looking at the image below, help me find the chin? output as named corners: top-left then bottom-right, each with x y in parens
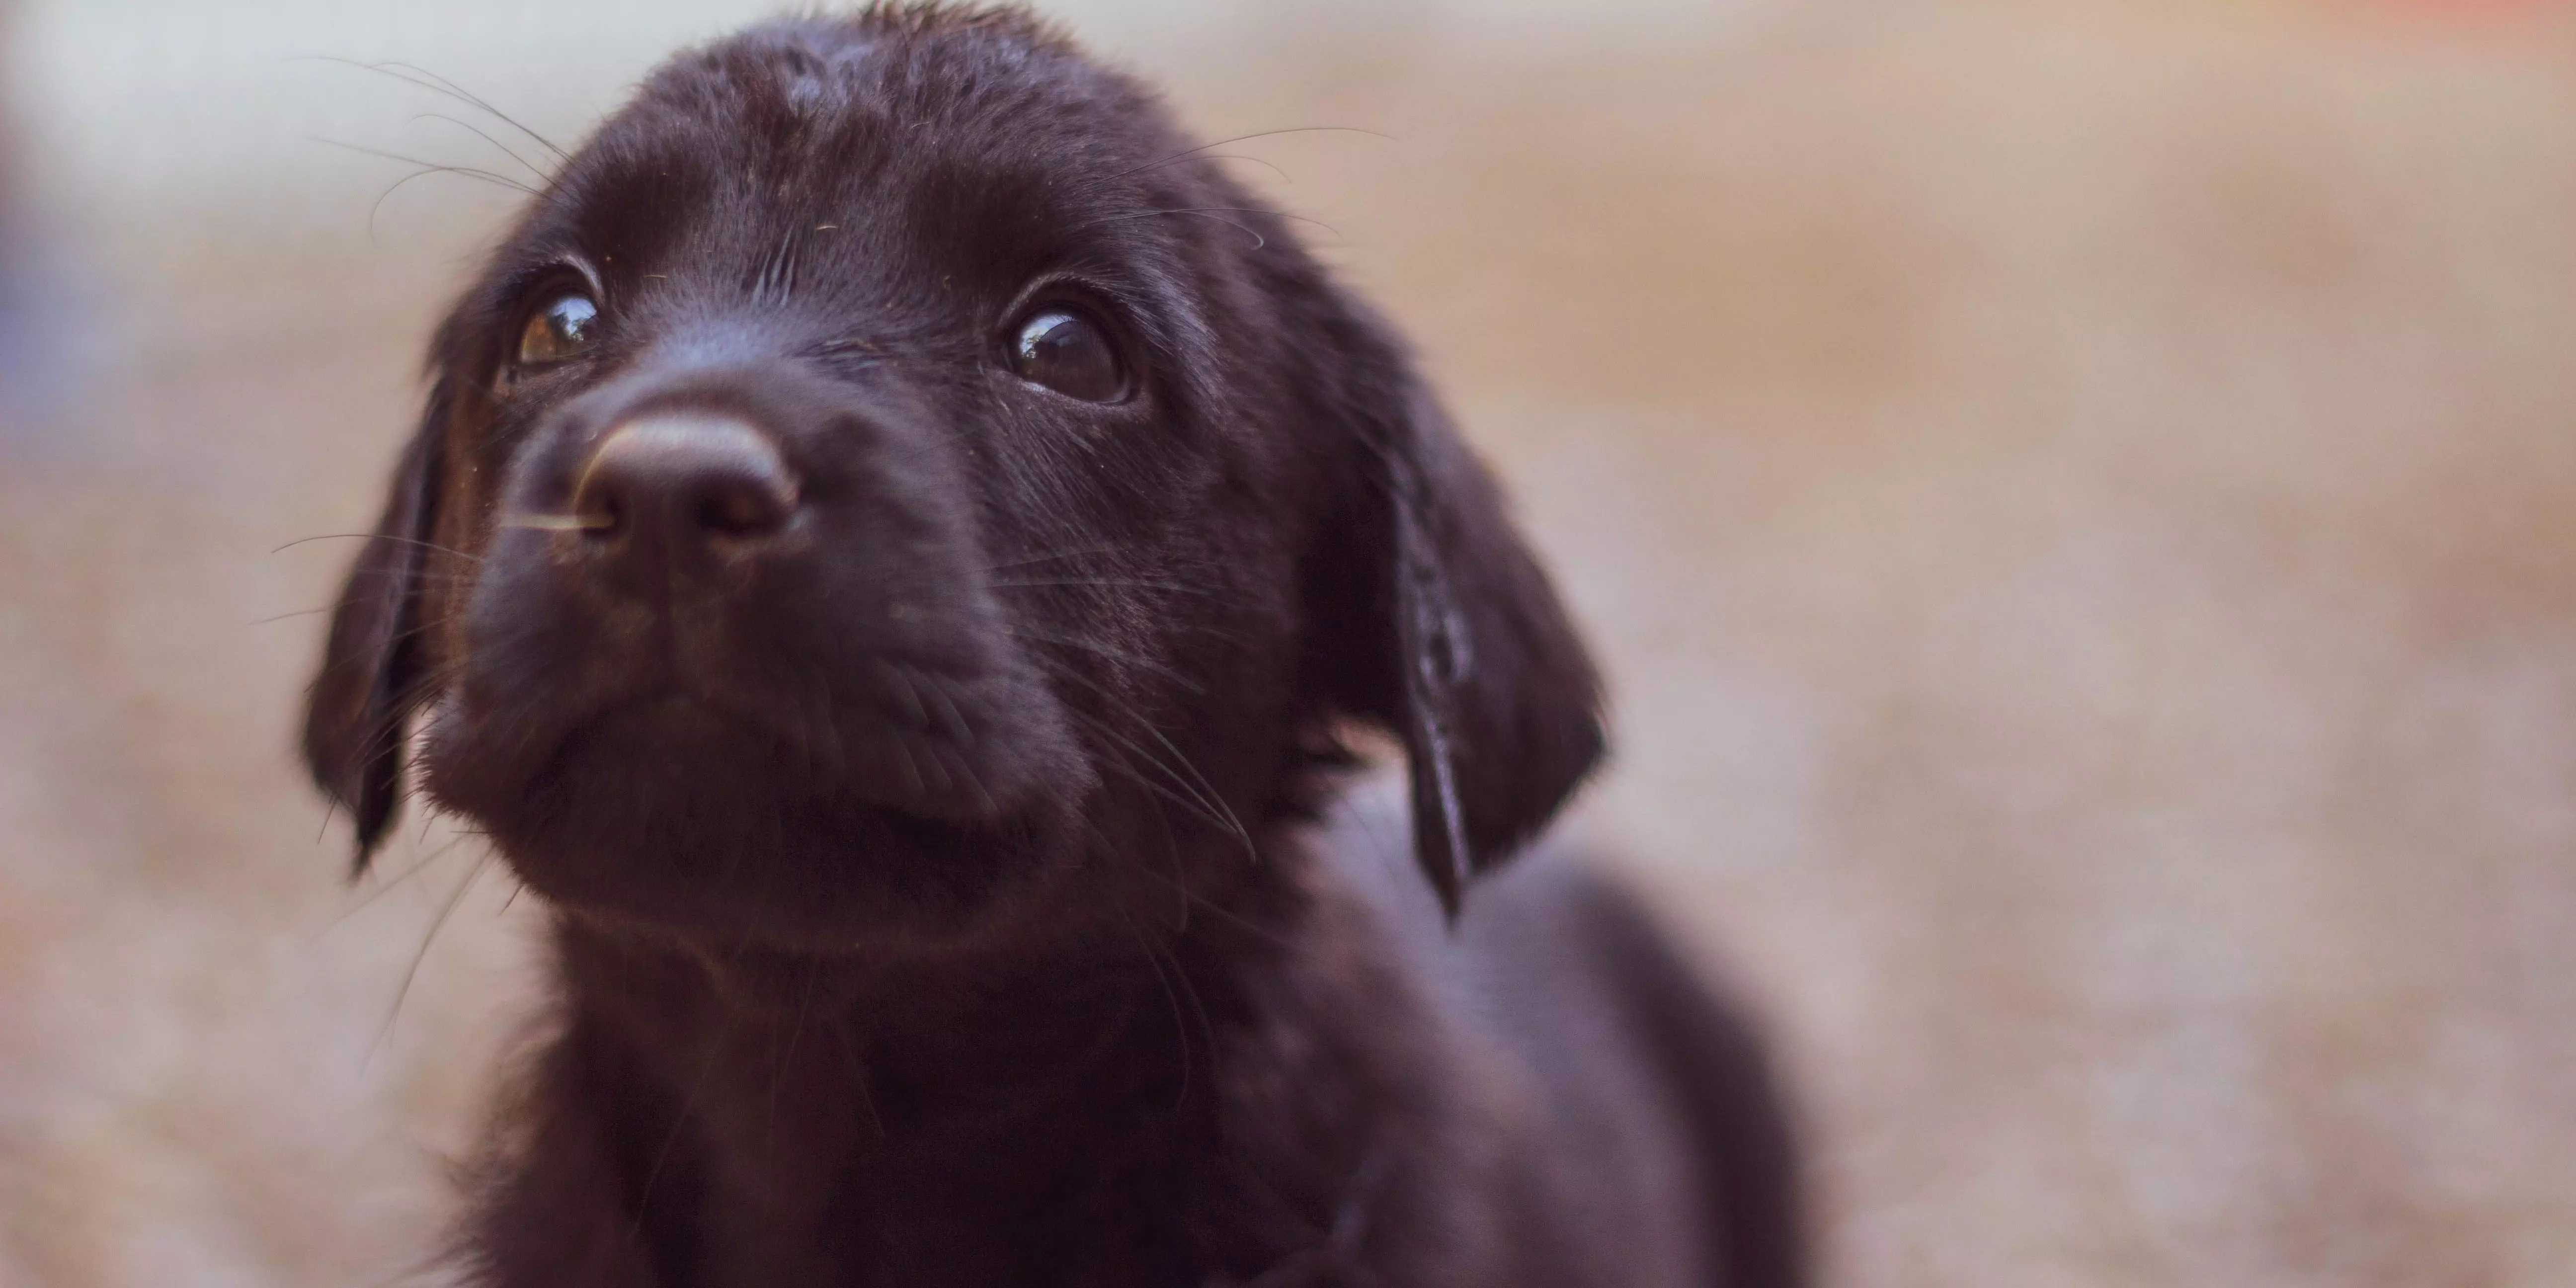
top-left (419, 695), bottom-right (1084, 953)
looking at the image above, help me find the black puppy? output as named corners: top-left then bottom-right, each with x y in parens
top-left (304, 6), bottom-right (1804, 1285)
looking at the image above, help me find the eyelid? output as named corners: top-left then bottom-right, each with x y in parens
top-left (997, 271), bottom-right (1140, 340)
top-left (500, 256), bottom-right (607, 324)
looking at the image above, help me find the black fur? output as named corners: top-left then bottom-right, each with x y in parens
top-left (302, 7), bottom-right (1805, 1285)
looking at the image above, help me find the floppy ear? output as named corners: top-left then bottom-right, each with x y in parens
top-left (302, 379), bottom-right (451, 873)
top-left (1308, 298), bottom-right (1608, 917)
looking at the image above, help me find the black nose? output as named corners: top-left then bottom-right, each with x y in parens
top-left (571, 416), bottom-right (799, 565)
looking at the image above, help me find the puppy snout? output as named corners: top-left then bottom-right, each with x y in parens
top-left (570, 415), bottom-right (800, 566)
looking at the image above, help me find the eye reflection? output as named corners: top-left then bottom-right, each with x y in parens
top-left (1008, 306), bottom-right (1128, 403)
top-left (516, 292), bottom-right (599, 369)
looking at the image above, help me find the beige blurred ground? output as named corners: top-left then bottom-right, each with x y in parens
top-left (6, 3), bottom-right (2576, 1285)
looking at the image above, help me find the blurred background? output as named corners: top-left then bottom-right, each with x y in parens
top-left (5, 0), bottom-right (2576, 1283)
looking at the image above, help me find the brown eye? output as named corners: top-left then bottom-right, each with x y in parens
top-left (516, 292), bottom-right (599, 369)
top-left (1008, 306), bottom-right (1128, 402)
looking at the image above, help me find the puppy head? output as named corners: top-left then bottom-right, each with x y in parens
top-left (303, 5), bottom-right (1604, 953)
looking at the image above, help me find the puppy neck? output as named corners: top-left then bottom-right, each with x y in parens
top-left (539, 851), bottom-right (1305, 1120)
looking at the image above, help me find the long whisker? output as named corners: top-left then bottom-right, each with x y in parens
top-left (322, 826), bottom-right (475, 935)
top-left (499, 512), bottom-right (611, 532)
top-left (251, 568), bottom-right (484, 627)
top-left (1134, 866), bottom-right (1302, 952)
top-left (1000, 625), bottom-right (1204, 696)
top-left (1074, 208), bottom-right (1269, 249)
top-left (1088, 694), bottom-right (1254, 864)
top-left (1120, 908), bottom-right (1197, 1110)
top-left (1111, 125), bottom-right (1394, 180)
top-left (307, 137), bottom-right (539, 196)
top-left (978, 542), bottom-right (1133, 574)
top-left (371, 59), bottom-right (572, 161)
top-left (365, 848), bottom-right (492, 1071)
top-left (411, 112), bottom-right (553, 183)
top-left (291, 55), bottom-right (570, 162)
top-left (765, 958), bottom-right (823, 1159)
top-left (253, 604), bottom-right (346, 627)
top-left (634, 1012), bottom-right (735, 1240)
top-left (272, 532), bottom-right (485, 563)
top-left (1081, 205), bottom-right (1343, 243)
top-left (1022, 653), bottom-right (1255, 864)
top-left (1052, 702), bottom-right (1240, 842)
top-left (1191, 153), bottom-right (1294, 183)
top-left (987, 577), bottom-right (1229, 599)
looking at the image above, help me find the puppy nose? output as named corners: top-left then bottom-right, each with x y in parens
top-left (571, 415), bottom-right (799, 561)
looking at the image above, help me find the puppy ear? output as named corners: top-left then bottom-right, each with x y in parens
top-left (302, 380), bottom-right (450, 873)
top-left (1308, 298), bottom-right (1608, 917)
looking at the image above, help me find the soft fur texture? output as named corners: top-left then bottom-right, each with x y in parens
top-left (302, 7), bottom-right (1803, 1285)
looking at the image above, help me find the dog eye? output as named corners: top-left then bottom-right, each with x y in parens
top-left (1008, 306), bottom-right (1128, 403)
top-left (516, 292), bottom-right (599, 369)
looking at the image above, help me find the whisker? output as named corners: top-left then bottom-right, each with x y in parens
top-left (978, 542), bottom-right (1133, 574)
top-left (1079, 206), bottom-right (1345, 250)
top-left (272, 532), bottom-right (485, 563)
top-left (1000, 625), bottom-right (1204, 696)
top-left (1073, 208), bottom-right (1268, 249)
top-left (499, 512), bottom-right (611, 532)
top-left (252, 605), bottom-right (335, 626)
top-left (812, 676), bottom-right (855, 776)
top-left (1054, 703), bottom-right (1240, 842)
top-left (987, 577), bottom-right (1229, 599)
top-left (765, 958), bottom-right (823, 1159)
top-left (292, 55), bottom-right (570, 161)
top-left (829, 1021), bottom-right (886, 1142)
top-left (365, 848), bottom-right (492, 1071)
top-left (1207, 207), bottom-right (1343, 239)
top-left (411, 111), bottom-right (553, 183)
top-left (361, 165), bottom-right (520, 241)
top-left (1120, 909), bottom-right (1197, 1110)
top-left (322, 827), bottom-right (476, 934)
top-left (1136, 865), bottom-right (1302, 952)
top-left (307, 137), bottom-right (539, 195)
top-left (371, 59), bottom-right (571, 161)
top-left (251, 568), bottom-right (483, 627)
top-left (1111, 125), bottom-right (1394, 180)
top-left (634, 1011), bottom-right (736, 1240)
top-left (1022, 654), bottom-right (1255, 863)
top-left (1086, 696), bottom-right (1254, 864)
top-left (1192, 153), bottom-right (1293, 183)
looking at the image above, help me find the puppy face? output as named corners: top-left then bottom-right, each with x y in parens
top-left (305, 8), bottom-right (1605, 954)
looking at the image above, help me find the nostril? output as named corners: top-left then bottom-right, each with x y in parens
top-left (576, 491), bottom-right (626, 539)
top-left (570, 415), bottom-right (799, 555)
top-left (695, 478), bottom-right (794, 538)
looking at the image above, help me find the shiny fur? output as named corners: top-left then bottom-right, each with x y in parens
top-left (303, 7), bottom-right (1804, 1285)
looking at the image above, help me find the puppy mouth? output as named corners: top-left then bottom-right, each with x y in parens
top-left (417, 645), bottom-right (1089, 948)
top-left (595, 668), bottom-right (1014, 818)
top-left (429, 648), bottom-right (1037, 827)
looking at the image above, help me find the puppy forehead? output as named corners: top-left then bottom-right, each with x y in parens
top-left (533, 18), bottom-right (1180, 263)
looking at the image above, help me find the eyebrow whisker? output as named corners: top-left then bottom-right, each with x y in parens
top-left (1071, 206), bottom-right (1347, 249)
top-left (293, 55), bottom-right (572, 162)
top-left (412, 112), bottom-right (556, 184)
top-left (309, 137), bottom-right (540, 196)
top-left (1111, 125), bottom-right (1394, 180)
top-left (1071, 208), bottom-right (1266, 249)
top-left (1192, 154), bottom-right (1293, 183)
